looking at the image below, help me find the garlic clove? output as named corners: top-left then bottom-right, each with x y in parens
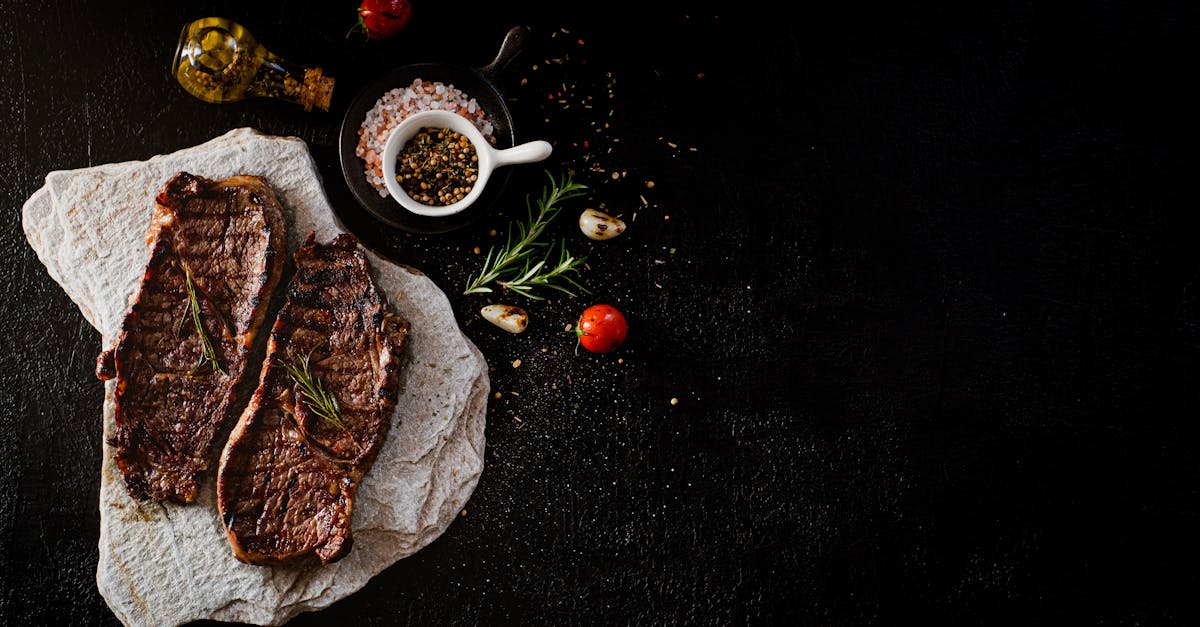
top-left (481, 304), bottom-right (529, 334)
top-left (579, 208), bottom-right (626, 240)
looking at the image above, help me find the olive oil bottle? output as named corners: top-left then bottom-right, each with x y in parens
top-left (171, 17), bottom-right (334, 111)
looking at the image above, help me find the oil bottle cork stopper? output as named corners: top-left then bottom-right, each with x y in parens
top-left (301, 67), bottom-right (335, 112)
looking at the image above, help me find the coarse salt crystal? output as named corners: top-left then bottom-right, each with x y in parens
top-left (355, 78), bottom-right (498, 197)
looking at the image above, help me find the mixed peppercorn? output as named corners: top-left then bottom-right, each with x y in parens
top-left (396, 127), bottom-right (479, 206)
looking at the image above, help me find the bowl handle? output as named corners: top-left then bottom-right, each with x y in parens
top-left (477, 25), bottom-right (530, 83)
top-left (492, 140), bottom-right (553, 167)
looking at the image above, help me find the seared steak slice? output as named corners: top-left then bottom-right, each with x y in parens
top-left (96, 172), bottom-right (287, 504)
top-left (217, 233), bottom-right (410, 565)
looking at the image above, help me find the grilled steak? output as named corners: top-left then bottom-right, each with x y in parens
top-left (95, 172), bottom-right (287, 504)
top-left (217, 233), bottom-right (410, 565)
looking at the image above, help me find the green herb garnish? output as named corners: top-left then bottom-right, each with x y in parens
top-left (497, 239), bottom-right (589, 300)
top-left (184, 267), bottom-right (226, 376)
top-left (282, 352), bottom-right (346, 431)
top-left (463, 170), bottom-right (590, 299)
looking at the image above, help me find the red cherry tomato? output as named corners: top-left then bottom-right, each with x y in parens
top-left (353, 0), bottom-right (412, 41)
top-left (575, 304), bottom-right (628, 353)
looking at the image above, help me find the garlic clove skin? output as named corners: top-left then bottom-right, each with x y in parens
top-left (579, 208), bottom-right (626, 240)
top-left (481, 304), bottom-right (529, 334)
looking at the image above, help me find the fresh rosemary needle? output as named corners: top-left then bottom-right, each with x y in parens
top-left (463, 170), bottom-right (589, 298)
top-left (282, 352), bottom-right (346, 431)
top-left (497, 239), bottom-right (589, 300)
top-left (184, 267), bottom-right (226, 376)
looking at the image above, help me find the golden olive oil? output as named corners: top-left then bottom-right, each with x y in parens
top-left (171, 17), bottom-right (334, 111)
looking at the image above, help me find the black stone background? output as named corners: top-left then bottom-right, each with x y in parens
top-left (2, 1), bottom-right (1199, 625)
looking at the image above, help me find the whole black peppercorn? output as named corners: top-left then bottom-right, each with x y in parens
top-left (395, 127), bottom-right (480, 206)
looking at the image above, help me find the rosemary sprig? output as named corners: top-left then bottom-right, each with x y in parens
top-left (282, 352), bottom-right (346, 431)
top-left (497, 240), bottom-right (590, 300)
top-left (463, 170), bottom-right (589, 297)
top-left (184, 267), bottom-right (226, 376)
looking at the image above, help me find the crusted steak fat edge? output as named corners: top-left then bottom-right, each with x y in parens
top-left (217, 233), bottom-right (410, 565)
top-left (94, 172), bottom-right (287, 504)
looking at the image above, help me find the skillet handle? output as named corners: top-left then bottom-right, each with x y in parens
top-left (477, 25), bottom-right (530, 83)
top-left (492, 140), bottom-right (553, 168)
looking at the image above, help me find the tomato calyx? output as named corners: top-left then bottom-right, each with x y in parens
top-left (346, 14), bottom-right (367, 40)
top-left (573, 323), bottom-right (587, 355)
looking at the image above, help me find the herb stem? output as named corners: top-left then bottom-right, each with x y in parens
top-left (282, 352), bottom-right (346, 431)
top-left (463, 170), bottom-right (589, 297)
top-left (497, 240), bottom-right (590, 300)
top-left (184, 267), bottom-right (227, 376)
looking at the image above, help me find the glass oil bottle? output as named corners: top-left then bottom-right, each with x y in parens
top-left (171, 17), bottom-right (335, 111)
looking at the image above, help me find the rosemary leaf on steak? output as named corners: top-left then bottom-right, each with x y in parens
top-left (184, 267), bottom-right (227, 376)
top-left (282, 352), bottom-right (346, 431)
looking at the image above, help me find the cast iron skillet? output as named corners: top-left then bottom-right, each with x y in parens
top-left (338, 25), bottom-right (529, 235)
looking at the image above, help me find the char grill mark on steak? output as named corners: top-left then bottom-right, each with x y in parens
top-left (95, 172), bottom-right (286, 504)
top-left (217, 233), bottom-right (410, 565)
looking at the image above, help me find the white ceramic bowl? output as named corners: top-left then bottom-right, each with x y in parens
top-left (382, 110), bottom-right (553, 218)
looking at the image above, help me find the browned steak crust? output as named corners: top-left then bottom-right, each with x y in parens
top-left (217, 233), bottom-right (410, 565)
top-left (95, 172), bottom-right (287, 504)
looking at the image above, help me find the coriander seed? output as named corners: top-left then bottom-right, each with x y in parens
top-left (395, 126), bottom-right (479, 206)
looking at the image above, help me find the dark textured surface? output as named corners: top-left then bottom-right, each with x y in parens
top-left (2, 1), bottom-right (1198, 625)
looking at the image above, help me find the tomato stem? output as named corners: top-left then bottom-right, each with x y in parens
top-left (346, 14), bottom-right (366, 40)
top-left (573, 323), bottom-right (587, 355)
